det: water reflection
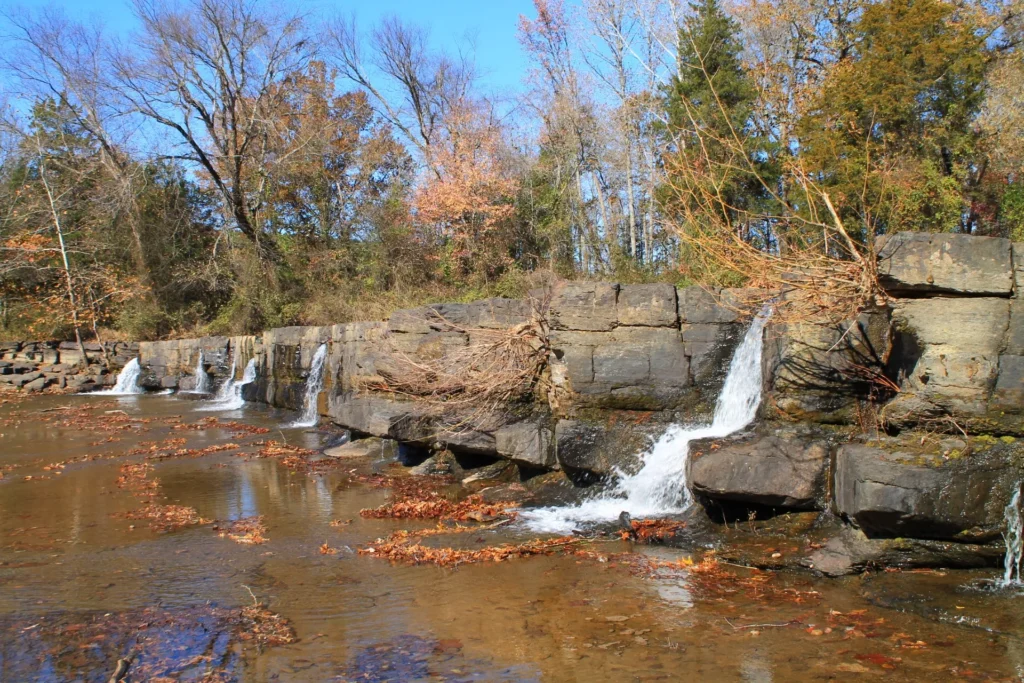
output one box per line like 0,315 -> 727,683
2,394 -> 1024,681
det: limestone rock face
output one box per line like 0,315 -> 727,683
884,297 -> 1009,425
679,286 -> 741,324
388,298 -> 532,334
256,326 -> 331,410
877,232 -> 1013,295
689,431 -> 829,510
616,284 -> 678,327
766,307 -> 892,422
834,442 -> 1022,543
548,282 -> 619,331
550,327 -> 690,410
138,337 -> 230,390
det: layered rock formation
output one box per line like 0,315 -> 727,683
0,341 -> 138,392
12,230 -> 1021,576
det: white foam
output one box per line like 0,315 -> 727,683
521,309 -> 771,534
289,343 -> 328,427
1000,484 -> 1023,588
184,351 -> 211,394
200,356 -> 257,411
91,357 -> 145,395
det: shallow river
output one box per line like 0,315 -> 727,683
1,393 -> 1022,682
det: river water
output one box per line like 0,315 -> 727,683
1,392 -> 1023,682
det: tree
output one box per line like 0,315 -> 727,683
112,0 -> 316,262
328,15 -> 475,178
2,6 -> 156,296
0,100 -> 137,353
798,0 -> 991,236
661,0 -> 777,278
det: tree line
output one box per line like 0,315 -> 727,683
0,0 -> 1020,341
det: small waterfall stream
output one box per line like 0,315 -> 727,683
1001,483 -> 1023,588
201,354 -> 258,411
186,351 -> 211,394
290,343 -> 328,428
92,358 -> 145,395
522,309 -> 772,533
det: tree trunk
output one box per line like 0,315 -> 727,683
38,155 -> 88,367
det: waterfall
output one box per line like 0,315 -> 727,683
186,351 -> 211,394
1001,484 -> 1023,588
200,355 -> 257,411
215,353 -> 239,402
92,358 -> 145,395
521,309 -> 772,534
290,343 -> 328,428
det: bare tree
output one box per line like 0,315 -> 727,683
1,7 -> 152,288
111,0 -> 316,262
327,15 -> 476,177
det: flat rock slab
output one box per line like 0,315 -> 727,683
877,231 -> 1013,295
804,527 -> 1003,577
324,437 -> 397,459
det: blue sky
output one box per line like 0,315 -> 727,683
0,0 -> 540,94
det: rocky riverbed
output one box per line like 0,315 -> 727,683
1,391 -> 1024,681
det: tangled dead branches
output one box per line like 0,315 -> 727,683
366,309 -> 550,414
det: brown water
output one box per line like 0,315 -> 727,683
1,393 -> 1022,682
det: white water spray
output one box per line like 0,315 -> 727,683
522,310 -> 772,534
201,354 -> 258,411
186,351 -> 211,394
92,358 -> 145,395
290,343 -> 328,428
1001,484 -> 1023,588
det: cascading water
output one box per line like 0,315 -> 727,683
1000,484 -> 1023,588
200,354 -> 258,411
92,357 -> 145,395
521,309 -> 772,534
290,343 -> 328,428
186,351 -> 211,394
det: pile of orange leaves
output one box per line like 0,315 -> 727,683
359,531 -> 581,567
620,518 -> 686,542
125,504 -> 210,532
360,494 -> 518,523
214,516 -> 267,545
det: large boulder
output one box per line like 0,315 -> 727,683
877,232 -> 1013,295
495,421 -> 556,469
834,440 -> 1023,543
689,429 -> 830,511
804,527 -> 1004,577
554,417 -> 666,482
330,394 -> 416,438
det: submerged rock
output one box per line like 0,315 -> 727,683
804,527 -> 1003,577
461,460 -> 519,486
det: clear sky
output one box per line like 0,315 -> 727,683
0,0 -> 541,94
